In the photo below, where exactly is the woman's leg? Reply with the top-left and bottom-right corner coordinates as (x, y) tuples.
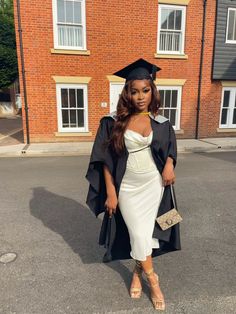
(140, 255), (165, 310)
(130, 259), (143, 298)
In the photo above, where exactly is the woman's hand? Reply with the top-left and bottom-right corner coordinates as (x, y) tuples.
(103, 164), (118, 216)
(105, 192), (118, 217)
(162, 157), (176, 186)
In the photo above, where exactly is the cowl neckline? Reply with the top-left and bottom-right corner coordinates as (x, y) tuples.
(125, 129), (153, 138)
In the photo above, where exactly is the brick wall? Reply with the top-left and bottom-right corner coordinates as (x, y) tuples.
(13, 0), (234, 143)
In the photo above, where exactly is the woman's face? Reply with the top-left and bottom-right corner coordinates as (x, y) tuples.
(130, 79), (152, 113)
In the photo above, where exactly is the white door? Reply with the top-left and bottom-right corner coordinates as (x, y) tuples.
(110, 83), (124, 113)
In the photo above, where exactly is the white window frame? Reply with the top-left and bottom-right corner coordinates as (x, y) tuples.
(56, 83), (88, 132)
(219, 87), (236, 128)
(225, 8), (236, 44)
(157, 85), (182, 130)
(52, 0), (87, 50)
(157, 4), (186, 54)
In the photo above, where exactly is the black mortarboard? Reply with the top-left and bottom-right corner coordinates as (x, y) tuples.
(113, 58), (161, 82)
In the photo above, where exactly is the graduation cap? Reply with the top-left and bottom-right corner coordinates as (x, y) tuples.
(113, 58), (161, 82)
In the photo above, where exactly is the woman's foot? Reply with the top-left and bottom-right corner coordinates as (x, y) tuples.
(144, 268), (165, 311)
(130, 261), (143, 298)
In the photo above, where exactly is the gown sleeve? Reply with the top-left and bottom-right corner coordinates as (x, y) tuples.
(85, 117), (116, 217)
(167, 122), (177, 168)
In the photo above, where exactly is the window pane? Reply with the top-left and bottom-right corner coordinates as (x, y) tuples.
(57, 0), (65, 23)
(233, 109), (236, 124)
(227, 10), (235, 41)
(175, 32), (181, 51)
(62, 109), (69, 127)
(161, 8), (168, 29)
(65, 0), (73, 23)
(77, 89), (84, 108)
(168, 9), (175, 30)
(159, 108), (164, 115)
(160, 31), (180, 51)
(77, 110), (84, 127)
(69, 89), (76, 107)
(74, 26), (83, 46)
(74, 1), (82, 24)
(171, 90), (177, 107)
(167, 33), (172, 50)
(221, 108), (228, 125)
(170, 109), (176, 126)
(175, 10), (182, 30)
(223, 91), (230, 107)
(165, 90), (171, 107)
(61, 89), (68, 108)
(70, 110), (77, 127)
(159, 90), (165, 106)
(58, 25), (82, 47)
(164, 109), (169, 119)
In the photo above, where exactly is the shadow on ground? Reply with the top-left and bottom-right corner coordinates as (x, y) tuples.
(29, 187), (139, 296)
(29, 182), (236, 304)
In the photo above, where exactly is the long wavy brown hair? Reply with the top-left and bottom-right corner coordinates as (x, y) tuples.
(109, 79), (161, 155)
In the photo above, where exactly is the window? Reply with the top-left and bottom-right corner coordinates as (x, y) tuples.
(56, 84), (88, 132)
(52, 0), (86, 49)
(219, 88), (236, 128)
(157, 4), (186, 54)
(226, 8), (236, 43)
(158, 86), (182, 129)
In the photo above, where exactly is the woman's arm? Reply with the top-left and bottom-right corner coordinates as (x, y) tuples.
(103, 164), (118, 216)
(162, 157), (176, 186)
(161, 122), (177, 186)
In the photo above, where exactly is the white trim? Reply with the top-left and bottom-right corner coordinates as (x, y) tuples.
(157, 85), (182, 130)
(158, 0), (190, 4)
(52, 0), (87, 50)
(109, 83), (124, 113)
(52, 76), (91, 83)
(157, 4), (186, 54)
(219, 87), (236, 128)
(56, 83), (88, 132)
(225, 8), (236, 44)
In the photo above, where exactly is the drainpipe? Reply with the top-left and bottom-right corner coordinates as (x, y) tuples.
(16, 0), (30, 144)
(195, 0), (207, 139)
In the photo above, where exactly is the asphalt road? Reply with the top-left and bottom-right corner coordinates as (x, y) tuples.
(0, 152), (235, 314)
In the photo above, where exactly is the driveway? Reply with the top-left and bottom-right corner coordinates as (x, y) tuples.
(0, 116), (23, 146)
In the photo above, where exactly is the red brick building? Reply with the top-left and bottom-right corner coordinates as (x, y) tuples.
(13, 0), (236, 143)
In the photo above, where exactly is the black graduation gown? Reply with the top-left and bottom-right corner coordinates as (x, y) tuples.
(85, 111), (181, 262)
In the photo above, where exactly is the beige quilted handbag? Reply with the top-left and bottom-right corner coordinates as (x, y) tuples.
(156, 184), (182, 231)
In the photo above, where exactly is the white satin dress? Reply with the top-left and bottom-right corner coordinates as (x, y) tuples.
(118, 129), (164, 261)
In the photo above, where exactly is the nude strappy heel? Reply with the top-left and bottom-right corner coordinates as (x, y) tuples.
(130, 260), (143, 299)
(144, 267), (165, 311)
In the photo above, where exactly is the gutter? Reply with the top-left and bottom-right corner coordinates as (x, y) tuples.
(16, 0), (30, 144)
(195, 0), (207, 139)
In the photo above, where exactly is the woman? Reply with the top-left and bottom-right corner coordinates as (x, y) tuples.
(86, 58), (181, 311)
